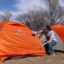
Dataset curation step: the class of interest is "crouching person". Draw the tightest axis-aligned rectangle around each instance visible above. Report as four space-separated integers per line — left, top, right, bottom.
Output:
41 26 57 55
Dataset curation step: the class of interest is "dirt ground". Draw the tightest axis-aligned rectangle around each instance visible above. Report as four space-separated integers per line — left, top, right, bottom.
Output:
1 52 64 64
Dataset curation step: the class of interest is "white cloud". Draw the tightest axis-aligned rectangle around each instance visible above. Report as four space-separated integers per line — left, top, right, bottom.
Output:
59 0 64 7
0 0 47 15
0 11 4 15
0 0 47 21
15 0 47 13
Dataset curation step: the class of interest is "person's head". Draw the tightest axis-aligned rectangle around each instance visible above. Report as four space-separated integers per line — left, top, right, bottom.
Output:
42 27 48 35
46 25 52 31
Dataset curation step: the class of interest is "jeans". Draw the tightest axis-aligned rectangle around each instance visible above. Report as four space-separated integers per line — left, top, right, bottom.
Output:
44 40 57 54
49 40 57 54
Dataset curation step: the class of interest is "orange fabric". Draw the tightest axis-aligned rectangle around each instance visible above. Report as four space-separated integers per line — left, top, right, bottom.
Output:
0 21 46 62
51 25 64 41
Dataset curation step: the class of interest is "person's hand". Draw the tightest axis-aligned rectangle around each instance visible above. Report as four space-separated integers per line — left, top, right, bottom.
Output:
40 44 44 50
41 44 44 48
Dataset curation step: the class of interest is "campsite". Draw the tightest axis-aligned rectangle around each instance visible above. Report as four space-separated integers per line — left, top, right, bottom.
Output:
0 0 64 64
0 21 64 64
1 30 64 64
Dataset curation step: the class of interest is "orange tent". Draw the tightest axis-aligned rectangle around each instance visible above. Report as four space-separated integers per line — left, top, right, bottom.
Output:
51 24 64 42
51 25 64 52
0 21 46 62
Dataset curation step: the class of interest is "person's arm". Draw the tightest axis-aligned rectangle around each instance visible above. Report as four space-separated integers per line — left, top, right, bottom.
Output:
43 39 51 45
41 39 51 48
43 31 56 46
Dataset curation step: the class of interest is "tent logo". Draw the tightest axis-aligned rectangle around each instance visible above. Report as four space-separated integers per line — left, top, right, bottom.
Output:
15 29 23 35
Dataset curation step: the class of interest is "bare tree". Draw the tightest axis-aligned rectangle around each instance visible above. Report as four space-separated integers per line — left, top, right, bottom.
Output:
16 0 64 30
0 11 12 22
46 0 63 25
16 9 48 31
3 11 12 21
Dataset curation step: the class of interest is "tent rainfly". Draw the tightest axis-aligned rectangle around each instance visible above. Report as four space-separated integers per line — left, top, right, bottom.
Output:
51 25 64 52
0 21 46 62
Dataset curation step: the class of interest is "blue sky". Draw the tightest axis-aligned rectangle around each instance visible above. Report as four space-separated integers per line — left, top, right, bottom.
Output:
60 0 64 7
0 0 18 11
0 0 47 15
0 0 64 15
